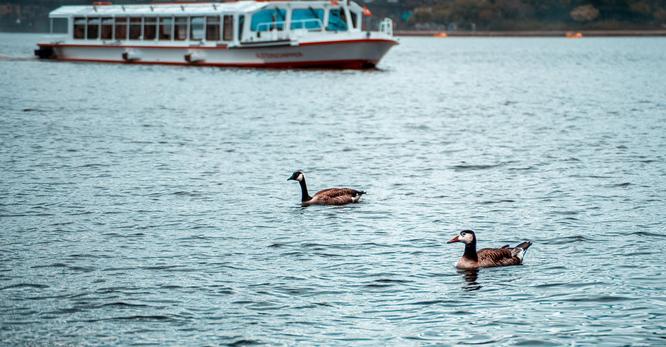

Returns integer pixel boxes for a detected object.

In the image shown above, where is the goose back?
[307,188,365,206]
[477,248,522,267]
[475,241,532,268]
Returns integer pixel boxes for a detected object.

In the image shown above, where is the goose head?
[287,170,305,182]
[447,230,476,245]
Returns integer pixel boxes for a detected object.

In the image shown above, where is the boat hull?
[35,39,397,69]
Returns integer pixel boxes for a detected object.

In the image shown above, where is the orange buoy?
[565,32,583,38]
[433,32,448,38]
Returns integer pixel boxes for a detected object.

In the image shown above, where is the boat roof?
[49,1,304,18]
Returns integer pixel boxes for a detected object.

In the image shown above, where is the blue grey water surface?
[1,33,666,345]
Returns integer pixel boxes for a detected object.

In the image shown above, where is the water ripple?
[1,33,665,345]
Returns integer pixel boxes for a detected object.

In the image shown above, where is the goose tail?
[513,241,532,263]
[350,190,366,203]
[515,241,532,250]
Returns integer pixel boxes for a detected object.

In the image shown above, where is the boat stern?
[34,44,56,59]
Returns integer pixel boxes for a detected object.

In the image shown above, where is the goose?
[287,170,365,206]
[447,230,532,269]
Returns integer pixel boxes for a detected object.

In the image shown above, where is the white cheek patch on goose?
[297,173,304,181]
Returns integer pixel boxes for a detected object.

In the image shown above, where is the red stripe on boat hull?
[299,38,398,46]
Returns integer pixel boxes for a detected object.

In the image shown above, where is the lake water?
[1,33,665,345]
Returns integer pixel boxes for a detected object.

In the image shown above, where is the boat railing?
[256,21,286,32]
[43,34,68,42]
[289,19,324,31]
[255,18,324,33]
[379,18,393,36]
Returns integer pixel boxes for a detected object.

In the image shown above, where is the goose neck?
[463,241,478,261]
[299,178,311,202]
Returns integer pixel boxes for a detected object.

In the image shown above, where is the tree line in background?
[1,0,665,32]
[405,0,666,30]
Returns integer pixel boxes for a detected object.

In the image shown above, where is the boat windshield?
[291,8,324,30]
[251,8,286,32]
[326,8,347,31]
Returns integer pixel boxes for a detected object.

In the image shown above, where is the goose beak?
[447,235,460,244]
[287,177,294,181]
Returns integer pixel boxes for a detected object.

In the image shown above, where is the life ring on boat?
[184,51,205,63]
[121,49,141,62]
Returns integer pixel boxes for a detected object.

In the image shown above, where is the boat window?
[129,17,141,40]
[238,15,245,41]
[159,17,173,40]
[73,17,85,39]
[174,17,187,41]
[223,15,233,41]
[251,8,286,32]
[101,17,113,39]
[51,18,68,34]
[326,8,347,31]
[205,16,220,41]
[86,17,100,39]
[350,11,358,29]
[190,17,204,40]
[290,8,324,30]
[115,17,127,40]
[144,17,157,40]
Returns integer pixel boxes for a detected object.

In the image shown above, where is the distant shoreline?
[395,30,666,37]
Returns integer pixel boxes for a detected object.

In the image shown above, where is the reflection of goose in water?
[287,170,365,207]
[458,268,481,291]
[447,230,532,269]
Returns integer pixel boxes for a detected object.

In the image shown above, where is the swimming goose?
[447,230,532,269]
[287,170,365,206]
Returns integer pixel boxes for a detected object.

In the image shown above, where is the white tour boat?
[34,0,398,69]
